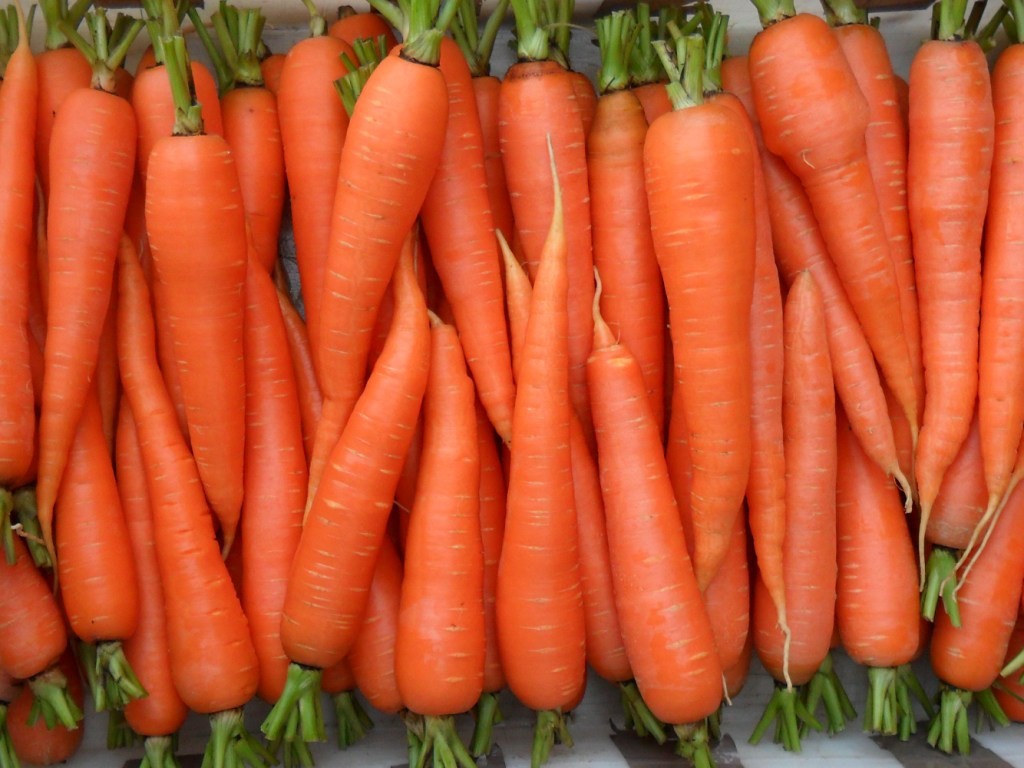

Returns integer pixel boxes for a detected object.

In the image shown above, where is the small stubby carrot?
[909,0,993,573]
[721,53,911,498]
[0,2,36,494]
[116,403,189,756]
[645,34,755,592]
[750,271,839,752]
[835,405,928,739]
[749,1,918,447]
[349,534,404,718]
[266,236,430,751]
[588,275,723,764]
[496,144,586,768]
[117,228,266,768]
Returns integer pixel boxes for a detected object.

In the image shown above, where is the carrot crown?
[629,4,663,86]
[39,0,89,51]
[140,0,188,66]
[59,9,143,92]
[450,0,510,77]
[750,0,796,27]
[653,31,705,109]
[335,35,389,116]
[366,0,461,65]
[189,1,266,94]
[163,32,204,135]
[821,0,868,26]
[699,9,728,93]
[931,0,1007,43]
[1007,0,1024,43]
[509,0,575,66]
[0,3,31,78]
[300,0,328,37]
[596,10,639,93]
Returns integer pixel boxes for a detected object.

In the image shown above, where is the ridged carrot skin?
[117,405,189,739]
[34,47,91,200]
[419,38,514,443]
[753,271,836,687]
[277,288,322,463]
[587,88,665,437]
[310,51,448,504]
[475,402,507,695]
[0,22,37,488]
[750,13,917,441]
[37,85,137,566]
[909,39,992,517]
[328,10,398,48]
[117,236,258,715]
[241,260,308,704]
[927,405,986,550]
[396,321,484,717]
[587,299,723,726]
[472,75,514,243]
[281,241,430,670]
[146,132,247,554]
[702,506,752,677]
[644,98,755,592]
[978,44,1024,510]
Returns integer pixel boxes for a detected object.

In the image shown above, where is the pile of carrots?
[2,0,1024,764]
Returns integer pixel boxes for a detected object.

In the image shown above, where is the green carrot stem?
[27,667,83,731]
[332,690,373,749]
[821,0,868,25]
[470,691,504,757]
[751,0,797,28]
[921,546,961,625]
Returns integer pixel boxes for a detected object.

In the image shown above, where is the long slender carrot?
[277,286,322,463]
[645,34,755,592]
[117,229,266,767]
[496,145,586,768]
[748,0,918,448]
[265,235,429,750]
[910,0,993,574]
[116,403,189,758]
[0,2,35,495]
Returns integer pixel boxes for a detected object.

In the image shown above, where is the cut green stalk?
[57,8,143,93]
[139,735,181,768]
[509,0,554,63]
[451,0,510,77]
[1005,0,1024,43]
[27,667,83,731]
[595,10,639,94]
[140,0,187,67]
[935,0,970,40]
[259,663,326,753]
[403,713,477,768]
[800,654,857,736]
[630,4,663,86]
[332,690,374,749]
[530,709,573,768]
[975,3,1009,47]
[701,11,728,93]
[335,47,386,116]
[749,684,822,752]
[750,0,796,28]
[821,0,868,26]
[39,0,89,51]
[863,664,931,739]
[921,546,961,625]
[674,720,716,768]
[367,0,460,64]
[12,488,50,570]
[106,707,140,750]
[618,681,667,744]
[470,691,504,757]
[203,708,275,768]
[652,32,705,110]
[163,33,204,136]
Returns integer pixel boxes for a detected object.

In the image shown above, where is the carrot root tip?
[332,690,374,749]
[530,708,573,768]
[205,708,276,768]
[260,663,325,750]
[618,681,667,746]
[920,547,960,626]
[470,691,505,757]
[26,666,84,731]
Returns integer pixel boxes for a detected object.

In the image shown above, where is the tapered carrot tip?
[27,666,84,731]
[618,681,667,745]
[863,665,933,740]
[205,708,276,768]
[749,685,821,753]
[926,686,1008,755]
[800,654,857,737]
[80,640,148,713]
[11,488,51,570]
[141,735,179,768]
[105,708,139,750]
[674,720,717,768]
[531,709,573,768]
[404,714,477,768]
[920,546,961,626]
[470,691,504,757]
[260,662,325,752]
[333,690,373,749]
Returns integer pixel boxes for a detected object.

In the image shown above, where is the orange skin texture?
[277,289,322,464]
[703,507,751,676]
[472,75,514,245]
[328,11,398,49]
[927,405,987,550]
[476,403,507,693]
[34,46,91,200]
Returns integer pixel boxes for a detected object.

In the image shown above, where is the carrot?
[117,226,267,767]
[994,612,1024,722]
[265,235,430,749]
[144,37,247,556]
[395,316,483,767]
[721,53,911,498]
[469,401,509,756]
[927,484,1024,754]
[7,651,84,767]
[750,271,839,752]
[349,534,405,718]
[240,256,307,715]
[909,0,993,574]
[748,1,918,451]
[329,5,398,48]
[190,3,284,274]
[35,9,141,570]
[588,11,666,438]
[702,504,751,689]
[307,6,452,505]
[0,3,35,498]
[570,69,596,136]
[828,0,924,426]
[835,405,929,738]
[259,50,284,94]
[496,143,586,768]
[55,387,143,712]
[500,0,596,444]
[645,34,755,592]
[116,403,189,755]
[588,275,723,764]
[276,286,322,463]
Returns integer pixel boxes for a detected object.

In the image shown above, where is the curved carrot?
[276,287,322,463]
